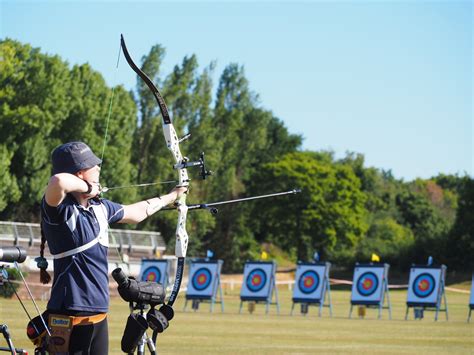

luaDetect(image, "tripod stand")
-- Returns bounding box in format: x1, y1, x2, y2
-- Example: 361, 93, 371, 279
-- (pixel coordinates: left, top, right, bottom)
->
0, 324, 27, 355
125, 303, 158, 355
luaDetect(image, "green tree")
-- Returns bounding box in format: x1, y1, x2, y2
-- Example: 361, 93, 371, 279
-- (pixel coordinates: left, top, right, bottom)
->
254, 152, 368, 265
356, 216, 415, 268
0, 38, 138, 220
0, 39, 71, 220
396, 186, 451, 264
446, 177, 474, 270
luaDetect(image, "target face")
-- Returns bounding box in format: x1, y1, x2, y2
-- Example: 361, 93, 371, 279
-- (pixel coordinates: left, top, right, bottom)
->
139, 259, 169, 286
351, 265, 387, 303
246, 268, 267, 292
299, 270, 320, 294
141, 266, 162, 282
412, 273, 436, 298
240, 262, 275, 300
191, 268, 212, 291
186, 261, 222, 298
406, 267, 444, 305
356, 272, 379, 297
292, 264, 328, 301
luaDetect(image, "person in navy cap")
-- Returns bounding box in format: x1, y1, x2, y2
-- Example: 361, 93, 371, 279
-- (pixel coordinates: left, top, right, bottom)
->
36, 141, 186, 354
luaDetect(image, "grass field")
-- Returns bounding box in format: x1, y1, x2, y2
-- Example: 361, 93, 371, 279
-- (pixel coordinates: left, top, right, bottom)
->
1, 286, 473, 354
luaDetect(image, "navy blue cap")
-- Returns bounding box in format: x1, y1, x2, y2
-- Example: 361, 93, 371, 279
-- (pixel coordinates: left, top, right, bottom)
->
51, 142, 102, 174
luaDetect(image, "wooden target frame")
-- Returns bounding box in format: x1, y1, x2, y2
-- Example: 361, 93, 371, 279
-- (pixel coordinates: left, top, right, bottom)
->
468, 274, 473, 322
405, 264, 448, 321
184, 259, 224, 313
290, 261, 333, 317
349, 263, 392, 320
139, 259, 170, 289
239, 261, 280, 314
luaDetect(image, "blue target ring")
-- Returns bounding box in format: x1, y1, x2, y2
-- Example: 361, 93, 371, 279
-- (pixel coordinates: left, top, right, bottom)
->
141, 266, 162, 283
356, 272, 379, 297
246, 268, 267, 292
192, 268, 212, 291
298, 270, 320, 294
412, 273, 436, 298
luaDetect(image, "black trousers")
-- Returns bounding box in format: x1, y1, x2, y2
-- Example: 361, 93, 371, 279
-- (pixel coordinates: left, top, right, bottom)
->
69, 317, 108, 355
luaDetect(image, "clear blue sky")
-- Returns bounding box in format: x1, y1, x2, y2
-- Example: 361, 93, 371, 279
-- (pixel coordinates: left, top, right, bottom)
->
1, 0, 472, 181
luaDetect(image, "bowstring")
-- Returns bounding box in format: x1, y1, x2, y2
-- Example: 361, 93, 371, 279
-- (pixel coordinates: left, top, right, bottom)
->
100, 41, 122, 163
100, 38, 126, 266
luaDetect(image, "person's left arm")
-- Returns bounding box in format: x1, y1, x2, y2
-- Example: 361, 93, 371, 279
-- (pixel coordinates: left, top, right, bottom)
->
118, 187, 186, 224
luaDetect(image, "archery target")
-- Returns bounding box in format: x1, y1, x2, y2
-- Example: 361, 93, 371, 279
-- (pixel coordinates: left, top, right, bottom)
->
246, 268, 267, 292
142, 266, 162, 283
412, 273, 435, 298
192, 268, 212, 291
240, 262, 275, 300
356, 272, 379, 297
186, 261, 221, 298
299, 270, 319, 293
470, 275, 474, 307
351, 265, 386, 303
407, 267, 443, 305
139, 259, 168, 285
292, 264, 328, 301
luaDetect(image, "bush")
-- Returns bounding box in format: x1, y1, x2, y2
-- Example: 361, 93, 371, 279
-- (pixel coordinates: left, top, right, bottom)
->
0, 266, 25, 298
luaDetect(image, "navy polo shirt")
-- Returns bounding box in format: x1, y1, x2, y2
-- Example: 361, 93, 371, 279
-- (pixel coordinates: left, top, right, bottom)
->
41, 195, 124, 313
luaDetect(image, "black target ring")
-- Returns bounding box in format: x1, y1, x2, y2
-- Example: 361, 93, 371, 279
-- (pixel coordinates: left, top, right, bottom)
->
246, 268, 267, 292
412, 273, 436, 298
298, 270, 320, 294
356, 271, 379, 297
191, 268, 212, 291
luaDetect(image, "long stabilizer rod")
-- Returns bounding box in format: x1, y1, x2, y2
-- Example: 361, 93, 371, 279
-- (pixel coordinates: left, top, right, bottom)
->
162, 189, 301, 214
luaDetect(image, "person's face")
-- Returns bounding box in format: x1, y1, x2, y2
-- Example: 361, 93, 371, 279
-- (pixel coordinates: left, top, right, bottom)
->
77, 165, 101, 183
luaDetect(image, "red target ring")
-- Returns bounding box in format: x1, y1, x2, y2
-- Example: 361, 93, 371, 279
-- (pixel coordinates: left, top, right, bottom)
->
191, 268, 212, 291
141, 266, 162, 283
246, 268, 267, 292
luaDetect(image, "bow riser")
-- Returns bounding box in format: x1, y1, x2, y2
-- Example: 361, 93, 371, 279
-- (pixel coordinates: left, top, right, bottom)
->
175, 200, 189, 257
162, 123, 190, 257
162, 124, 190, 187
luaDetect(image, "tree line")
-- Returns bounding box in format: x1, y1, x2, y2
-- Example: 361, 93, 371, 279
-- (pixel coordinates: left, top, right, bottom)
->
0, 38, 472, 272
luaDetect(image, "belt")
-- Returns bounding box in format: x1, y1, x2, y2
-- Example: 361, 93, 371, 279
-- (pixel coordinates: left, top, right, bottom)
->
72, 313, 107, 326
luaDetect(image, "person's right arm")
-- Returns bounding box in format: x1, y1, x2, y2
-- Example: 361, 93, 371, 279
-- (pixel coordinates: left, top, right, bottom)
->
44, 173, 99, 207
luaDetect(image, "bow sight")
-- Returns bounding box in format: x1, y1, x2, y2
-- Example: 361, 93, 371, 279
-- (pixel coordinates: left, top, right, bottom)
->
173, 151, 212, 180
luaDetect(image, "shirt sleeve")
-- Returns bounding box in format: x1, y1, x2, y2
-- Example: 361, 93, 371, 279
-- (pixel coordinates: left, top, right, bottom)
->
100, 198, 124, 224
41, 196, 71, 224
